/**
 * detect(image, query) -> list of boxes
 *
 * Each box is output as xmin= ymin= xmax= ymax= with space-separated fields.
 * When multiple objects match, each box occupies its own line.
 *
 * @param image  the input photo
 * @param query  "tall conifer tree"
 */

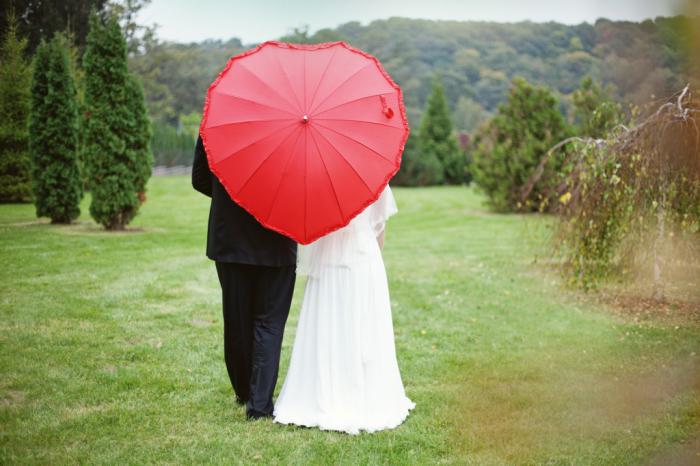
xmin=124 ymin=74 xmax=153 ymax=203
xmin=0 ymin=11 xmax=32 ymax=202
xmin=83 ymin=11 xmax=140 ymax=229
xmin=28 ymin=34 xmax=83 ymax=223
xmin=419 ymin=78 xmax=465 ymax=184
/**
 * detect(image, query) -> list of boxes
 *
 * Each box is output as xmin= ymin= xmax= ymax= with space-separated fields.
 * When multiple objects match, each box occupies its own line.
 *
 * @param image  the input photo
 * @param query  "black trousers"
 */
xmin=215 ymin=262 xmax=296 ymax=417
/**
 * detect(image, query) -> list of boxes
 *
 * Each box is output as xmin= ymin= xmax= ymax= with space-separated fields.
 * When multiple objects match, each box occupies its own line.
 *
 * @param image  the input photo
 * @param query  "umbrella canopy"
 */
xmin=200 ymin=40 xmax=409 ymax=244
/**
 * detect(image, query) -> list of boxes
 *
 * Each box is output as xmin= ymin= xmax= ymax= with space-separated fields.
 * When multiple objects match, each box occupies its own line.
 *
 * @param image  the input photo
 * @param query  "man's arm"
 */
xmin=192 ymin=135 xmax=213 ymax=197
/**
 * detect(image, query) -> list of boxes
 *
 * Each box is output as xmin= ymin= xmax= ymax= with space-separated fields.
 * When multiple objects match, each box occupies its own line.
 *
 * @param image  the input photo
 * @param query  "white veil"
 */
xmin=296 ymin=185 xmax=397 ymax=277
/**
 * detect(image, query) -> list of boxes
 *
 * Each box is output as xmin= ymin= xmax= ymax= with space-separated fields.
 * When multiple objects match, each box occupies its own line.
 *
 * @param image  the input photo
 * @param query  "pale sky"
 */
xmin=138 ymin=0 xmax=685 ymax=44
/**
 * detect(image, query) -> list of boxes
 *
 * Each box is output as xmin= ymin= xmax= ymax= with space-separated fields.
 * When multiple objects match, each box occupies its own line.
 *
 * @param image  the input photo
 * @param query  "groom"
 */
xmin=192 ymin=135 xmax=297 ymax=419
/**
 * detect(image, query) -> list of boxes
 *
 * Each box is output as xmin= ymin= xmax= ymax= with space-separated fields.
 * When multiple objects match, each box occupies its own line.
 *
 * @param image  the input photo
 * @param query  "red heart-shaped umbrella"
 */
xmin=200 ymin=41 xmax=409 ymax=244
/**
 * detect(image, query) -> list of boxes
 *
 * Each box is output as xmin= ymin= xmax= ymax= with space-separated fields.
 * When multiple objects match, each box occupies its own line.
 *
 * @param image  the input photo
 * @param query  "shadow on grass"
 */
xmin=6 ymin=219 xmax=166 ymax=235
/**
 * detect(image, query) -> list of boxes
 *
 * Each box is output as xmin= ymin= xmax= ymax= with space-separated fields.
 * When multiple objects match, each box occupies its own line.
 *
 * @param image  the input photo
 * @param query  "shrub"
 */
xmin=151 ymin=122 xmax=195 ymax=167
xmin=553 ymin=87 xmax=700 ymax=296
xmin=471 ymin=77 xmax=570 ymax=212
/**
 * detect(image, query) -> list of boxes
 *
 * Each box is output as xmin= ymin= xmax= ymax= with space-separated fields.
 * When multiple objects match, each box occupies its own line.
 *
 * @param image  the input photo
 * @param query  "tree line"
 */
xmin=391 ymin=72 xmax=625 ymax=190
xmin=126 ymin=15 xmax=698 ymax=167
xmin=6 ymin=3 xmax=694 ymax=169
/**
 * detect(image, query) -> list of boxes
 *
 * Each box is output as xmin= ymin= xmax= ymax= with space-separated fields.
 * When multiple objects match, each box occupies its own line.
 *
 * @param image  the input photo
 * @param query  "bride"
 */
xmin=273 ymin=185 xmax=414 ymax=434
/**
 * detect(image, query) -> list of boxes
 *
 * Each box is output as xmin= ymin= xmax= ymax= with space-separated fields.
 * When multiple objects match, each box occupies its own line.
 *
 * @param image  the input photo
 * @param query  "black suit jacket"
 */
xmin=192 ymin=136 xmax=297 ymax=266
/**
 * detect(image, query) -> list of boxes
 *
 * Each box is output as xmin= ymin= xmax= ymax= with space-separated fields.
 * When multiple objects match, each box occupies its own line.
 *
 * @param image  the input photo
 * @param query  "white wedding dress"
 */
xmin=273 ymin=186 xmax=414 ymax=434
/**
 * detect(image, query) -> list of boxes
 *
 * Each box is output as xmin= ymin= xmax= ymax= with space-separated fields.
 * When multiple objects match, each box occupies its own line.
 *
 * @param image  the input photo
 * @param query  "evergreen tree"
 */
xmin=124 ymin=73 xmax=153 ymax=202
xmin=28 ymin=35 xmax=83 ymax=223
xmin=83 ymin=11 xmax=140 ymax=229
xmin=60 ymin=30 xmax=90 ymax=189
xmin=0 ymin=0 xmax=109 ymax=54
xmin=151 ymin=122 xmax=196 ymax=166
xmin=472 ymin=77 xmax=570 ymax=212
xmin=392 ymin=132 xmax=418 ymax=186
xmin=393 ymin=132 xmax=444 ymax=186
xmin=0 ymin=11 xmax=32 ymax=202
xmin=419 ymin=78 xmax=465 ymax=185
xmin=572 ymin=77 xmax=624 ymax=138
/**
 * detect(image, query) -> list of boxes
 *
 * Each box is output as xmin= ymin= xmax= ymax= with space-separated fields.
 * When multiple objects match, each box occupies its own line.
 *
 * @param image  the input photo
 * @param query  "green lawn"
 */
xmin=1 ymin=177 xmax=699 ymax=465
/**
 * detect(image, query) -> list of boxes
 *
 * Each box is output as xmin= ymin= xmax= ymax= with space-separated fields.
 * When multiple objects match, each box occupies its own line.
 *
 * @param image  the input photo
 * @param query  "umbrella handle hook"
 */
xmin=380 ymin=95 xmax=394 ymax=119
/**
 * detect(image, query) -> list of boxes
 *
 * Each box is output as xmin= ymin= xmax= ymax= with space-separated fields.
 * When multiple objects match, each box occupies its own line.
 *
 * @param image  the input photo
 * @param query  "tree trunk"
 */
xmin=652 ymin=195 xmax=666 ymax=302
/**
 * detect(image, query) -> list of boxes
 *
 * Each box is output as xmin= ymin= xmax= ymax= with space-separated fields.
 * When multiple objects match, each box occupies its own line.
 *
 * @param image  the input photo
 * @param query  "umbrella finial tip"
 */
xmin=302 ymin=114 xmax=309 ymax=123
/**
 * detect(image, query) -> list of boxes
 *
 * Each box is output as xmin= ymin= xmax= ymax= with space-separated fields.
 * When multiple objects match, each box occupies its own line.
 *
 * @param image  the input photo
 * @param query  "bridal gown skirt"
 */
xmin=273 ymin=253 xmax=414 ymax=434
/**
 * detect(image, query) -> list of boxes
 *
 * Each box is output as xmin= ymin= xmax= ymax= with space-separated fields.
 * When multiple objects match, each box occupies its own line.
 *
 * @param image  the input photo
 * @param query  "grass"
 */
xmin=1 ymin=177 xmax=699 ymax=465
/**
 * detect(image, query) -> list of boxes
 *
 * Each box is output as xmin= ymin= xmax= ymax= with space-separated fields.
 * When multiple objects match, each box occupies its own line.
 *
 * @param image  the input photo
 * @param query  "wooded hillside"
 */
xmin=129 ymin=15 xmax=698 ymax=132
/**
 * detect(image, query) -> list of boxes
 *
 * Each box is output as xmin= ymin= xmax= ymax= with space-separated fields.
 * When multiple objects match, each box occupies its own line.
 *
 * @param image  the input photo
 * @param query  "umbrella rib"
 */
xmin=310 ymin=125 xmax=374 ymax=195
xmin=312 ymin=118 xmax=403 ymax=130
xmin=205 ymin=118 xmax=296 ymax=131
xmin=236 ymin=125 xmax=294 ymax=194
xmin=214 ymin=120 xmax=298 ymax=164
xmin=311 ymin=91 xmax=396 ymax=118
xmin=302 ymin=128 xmax=307 ymax=240
xmin=308 ymin=128 xmax=345 ymax=223
xmin=312 ymin=121 xmax=396 ymax=163
xmin=210 ymin=91 xmax=298 ymax=117
xmin=307 ymin=47 xmax=338 ymax=113
xmin=237 ymin=61 xmax=302 ymax=115
xmin=308 ymin=62 xmax=372 ymax=115
xmin=264 ymin=130 xmax=303 ymax=221
xmin=303 ymin=50 xmax=307 ymax=110
xmin=273 ymin=52 xmax=303 ymax=114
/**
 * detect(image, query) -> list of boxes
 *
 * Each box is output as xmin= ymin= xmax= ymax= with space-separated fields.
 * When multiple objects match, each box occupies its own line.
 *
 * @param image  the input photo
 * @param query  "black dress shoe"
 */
xmin=235 ymin=396 xmax=248 ymax=406
xmin=246 ymin=409 xmax=272 ymax=420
